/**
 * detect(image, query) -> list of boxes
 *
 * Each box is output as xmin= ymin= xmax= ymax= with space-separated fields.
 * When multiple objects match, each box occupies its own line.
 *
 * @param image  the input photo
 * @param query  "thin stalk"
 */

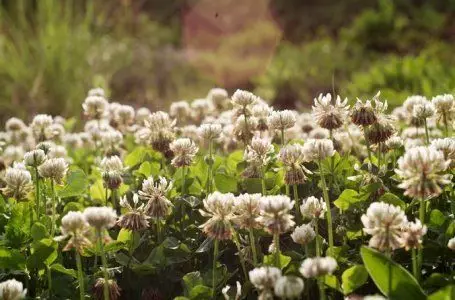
xmin=207 ymin=139 xmax=213 ymax=195
xmin=304 ymin=245 xmax=310 ymax=258
xmin=293 ymin=184 xmax=301 ymax=224
xmin=285 ymin=185 xmax=290 ymax=197
xmin=232 ymin=231 xmax=248 ymax=279
xmin=50 ymin=180 xmax=56 ymax=237
xmin=363 ymin=126 xmax=372 ymax=163
xmin=386 ymin=249 xmax=392 ymax=296
xmin=315 ymin=220 xmax=320 ymax=257
xmin=412 ymin=248 xmax=418 ymax=280
xmin=377 ymin=143 xmax=382 ymax=169
xmin=181 ymin=166 xmax=187 ymax=196
xmin=417 ymin=199 xmax=426 ymax=282
xmin=98 ymin=230 xmax=110 ymax=300
xmin=111 ymin=189 xmax=119 ymax=214
xmin=75 ymin=251 xmax=85 ymax=300
xmin=156 ymin=220 xmax=162 ymax=244
xmin=261 ymin=166 xmax=267 ymax=196
xmin=280 ymin=128 xmax=285 ymax=146
xmin=423 ymin=118 xmax=430 ymax=144
xmin=34 ymin=168 xmax=40 ymax=220
xmin=105 ymin=187 xmax=108 ymax=206
xmin=318 ymin=160 xmax=334 ymax=253
xmin=212 ymin=239 xmax=219 ymax=297
xmin=443 ymin=112 xmax=449 ymax=137
xmin=273 ymin=232 xmax=280 ymax=268
xmin=318 ymin=278 xmax=327 ymax=300
xmin=248 ymin=228 xmax=258 ymax=266
xmin=47 ymin=265 xmax=52 ymax=299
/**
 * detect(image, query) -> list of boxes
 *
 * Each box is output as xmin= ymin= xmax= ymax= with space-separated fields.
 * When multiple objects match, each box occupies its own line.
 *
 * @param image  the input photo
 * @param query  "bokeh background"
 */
xmin=1 ymin=0 xmax=455 ymax=123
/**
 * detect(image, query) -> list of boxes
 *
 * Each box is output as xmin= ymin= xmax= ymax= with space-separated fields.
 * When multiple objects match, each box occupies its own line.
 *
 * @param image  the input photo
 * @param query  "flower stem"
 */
xmin=280 ymin=129 xmax=285 ymax=146
xmin=293 ymin=184 xmax=301 ymax=224
xmin=34 ymin=168 xmax=40 ymax=221
xmin=314 ymin=220 xmax=320 ymax=257
xmin=249 ymin=228 xmax=258 ymax=266
xmin=207 ymin=140 xmax=213 ymax=195
xmin=386 ymin=250 xmax=393 ymax=296
xmin=50 ymin=179 xmax=56 ymax=237
xmin=412 ymin=248 xmax=418 ymax=280
xmin=443 ymin=112 xmax=449 ymax=137
xmin=232 ymin=231 xmax=248 ymax=279
xmin=212 ymin=239 xmax=219 ymax=297
xmin=273 ymin=232 xmax=280 ymax=268
xmin=111 ymin=188 xmax=119 ymax=214
xmin=363 ymin=126 xmax=372 ymax=163
xmin=47 ymin=265 xmax=52 ymax=299
xmin=318 ymin=160 xmax=334 ymax=253
xmin=181 ymin=166 xmax=187 ymax=196
xmin=417 ymin=199 xmax=426 ymax=282
xmin=318 ymin=278 xmax=327 ymax=300
xmin=98 ymin=230 xmax=110 ymax=300
xmin=156 ymin=220 xmax=162 ymax=244
xmin=261 ymin=166 xmax=267 ymax=196
xmin=424 ymin=118 xmax=430 ymax=144
xmin=75 ymin=251 xmax=85 ymax=300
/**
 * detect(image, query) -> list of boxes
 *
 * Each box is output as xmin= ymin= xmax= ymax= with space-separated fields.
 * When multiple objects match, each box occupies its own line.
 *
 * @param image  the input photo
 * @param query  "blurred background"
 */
xmin=1 ymin=0 xmax=455 ymax=123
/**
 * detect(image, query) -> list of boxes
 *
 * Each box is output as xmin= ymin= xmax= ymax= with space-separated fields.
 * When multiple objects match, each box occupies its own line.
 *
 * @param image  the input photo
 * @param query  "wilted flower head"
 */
xmin=38 ymin=157 xmax=68 ymax=184
xmin=273 ymin=276 xmax=304 ymax=300
xmin=351 ymin=98 xmax=377 ymax=126
xmin=233 ymin=193 xmax=262 ymax=229
xmin=367 ymin=115 xmax=395 ymax=144
xmin=279 ymin=144 xmax=311 ymax=185
xmin=56 ymin=211 xmax=91 ymax=252
xmin=312 ymin=93 xmax=349 ymax=130
xmin=139 ymin=176 xmax=173 ymax=219
xmin=249 ymin=266 xmax=282 ymax=295
xmin=395 ymin=146 xmax=451 ymax=199
xmin=170 ymin=138 xmax=199 ymax=167
xmin=117 ymin=194 xmax=150 ymax=231
xmin=300 ymin=196 xmax=326 ymax=220
xmin=83 ymin=95 xmax=109 ymax=120
xmin=432 ymin=94 xmax=455 ymax=122
xmin=291 ymin=224 xmax=316 ymax=246
xmin=401 ymin=219 xmax=427 ymax=250
xmin=0 ymin=279 xmax=26 ymax=300
xmin=231 ymin=89 xmax=259 ymax=108
xmin=93 ymin=278 xmax=121 ymax=300
xmin=198 ymin=123 xmax=222 ymax=141
xmin=267 ymin=110 xmax=297 ymax=131
xmin=302 ymin=138 xmax=335 ymax=161
xmin=23 ymin=149 xmax=46 ymax=167
xmin=257 ymin=195 xmax=295 ymax=235
xmin=83 ymin=206 xmax=117 ymax=230
xmin=299 ymin=256 xmax=337 ymax=278
xmin=199 ymin=192 xmax=235 ymax=240
xmin=2 ymin=163 xmax=32 ymax=200
xmin=361 ymin=202 xmax=407 ymax=251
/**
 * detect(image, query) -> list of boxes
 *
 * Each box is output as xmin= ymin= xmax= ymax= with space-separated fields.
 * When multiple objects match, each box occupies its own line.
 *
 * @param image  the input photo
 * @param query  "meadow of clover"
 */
xmin=0 ymin=87 xmax=453 ymax=300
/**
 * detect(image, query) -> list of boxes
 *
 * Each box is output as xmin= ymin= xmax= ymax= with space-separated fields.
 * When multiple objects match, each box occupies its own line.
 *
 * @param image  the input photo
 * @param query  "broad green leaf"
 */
xmin=50 ymin=263 xmax=77 ymax=278
xmin=57 ymin=168 xmax=88 ymax=198
xmin=379 ymin=193 xmax=406 ymax=210
xmin=90 ymin=179 xmax=108 ymax=203
xmin=31 ymin=222 xmax=48 ymax=241
xmin=324 ymin=274 xmax=341 ymax=292
xmin=104 ymin=241 xmax=126 ymax=253
xmin=342 ymin=265 xmax=369 ymax=294
xmin=62 ymin=202 xmax=84 ymax=215
xmin=428 ymin=285 xmax=455 ymax=300
xmin=214 ymin=173 xmax=238 ymax=193
xmin=263 ymin=253 xmax=292 ymax=270
xmin=183 ymin=271 xmax=204 ymax=294
xmin=27 ymin=238 xmax=58 ymax=269
xmin=189 ymin=285 xmax=212 ymax=299
xmin=0 ymin=247 xmax=26 ymax=270
xmin=243 ymin=178 xmax=262 ymax=194
xmin=360 ymin=246 xmax=426 ymax=299
xmin=5 ymin=202 xmax=32 ymax=248
xmin=333 ymin=189 xmax=359 ymax=210
xmin=125 ymin=146 xmax=149 ymax=167
xmin=429 ymin=209 xmax=446 ymax=229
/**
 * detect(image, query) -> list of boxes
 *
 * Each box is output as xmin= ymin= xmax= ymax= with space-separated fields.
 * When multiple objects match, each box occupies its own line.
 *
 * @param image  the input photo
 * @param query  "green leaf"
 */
xmin=0 ymin=247 xmax=26 ymax=270
xmin=214 ymin=173 xmax=238 ymax=193
xmin=429 ymin=209 xmax=446 ymax=229
xmin=263 ymin=253 xmax=292 ymax=270
xmin=125 ymin=146 xmax=149 ymax=167
xmin=5 ymin=202 xmax=32 ymax=248
xmin=379 ymin=193 xmax=406 ymax=210
xmin=62 ymin=202 xmax=84 ymax=216
xmin=243 ymin=178 xmax=262 ymax=194
xmin=342 ymin=265 xmax=369 ymax=294
xmin=90 ymin=179 xmax=108 ymax=202
xmin=189 ymin=285 xmax=212 ymax=299
xmin=27 ymin=238 xmax=58 ymax=269
xmin=183 ymin=271 xmax=204 ymax=295
xmin=104 ymin=241 xmax=126 ymax=253
xmin=333 ymin=189 xmax=360 ymax=210
xmin=324 ymin=274 xmax=341 ymax=292
xmin=360 ymin=246 xmax=426 ymax=299
xmin=428 ymin=285 xmax=455 ymax=300
xmin=31 ymin=222 xmax=48 ymax=241
xmin=50 ymin=263 xmax=77 ymax=278
xmin=57 ymin=168 xmax=88 ymax=198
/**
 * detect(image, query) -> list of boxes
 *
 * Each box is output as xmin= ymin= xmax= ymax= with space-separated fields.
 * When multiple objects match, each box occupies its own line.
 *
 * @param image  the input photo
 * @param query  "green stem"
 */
xmin=273 ymin=232 xmax=280 ymax=268
xmin=318 ymin=160 xmax=334 ymax=253
xmin=386 ymin=250 xmax=392 ymax=296
xmin=47 ymin=265 xmax=52 ymax=299
xmin=363 ymin=126 xmax=372 ymax=164
xmin=377 ymin=143 xmax=382 ymax=169
xmin=417 ymin=199 xmax=426 ymax=282
xmin=212 ymin=239 xmax=219 ymax=297
xmin=293 ymin=184 xmax=301 ymax=224
xmin=50 ymin=180 xmax=56 ymax=237
xmin=105 ymin=187 xmax=108 ymax=206
xmin=111 ymin=189 xmax=119 ymax=214
xmin=181 ymin=166 xmax=187 ymax=196
xmin=249 ymin=228 xmax=258 ymax=266
xmin=412 ymin=248 xmax=418 ymax=280
xmin=304 ymin=244 xmax=310 ymax=258
xmin=34 ymin=168 xmax=40 ymax=221
xmin=315 ymin=220 xmax=320 ymax=257
xmin=76 ymin=251 xmax=85 ymax=300
xmin=232 ymin=231 xmax=248 ymax=279
xmin=156 ymin=220 xmax=162 ymax=244
xmin=280 ymin=128 xmax=285 ymax=146
xmin=443 ymin=112 xmax=449 ymax=137
xmin=98 ymin=230 xmax=110 ymax=300
xmin=318 ymin=278 xmax=327 ymax=300
xmin=285 ymin=185 xmax=290 ymax=198
xmin=424 ymin=118 xmax=430 ymax=145
xmin=261 ymin=166 xmax=267 ymax=196
xmin=207 ymin=139 xmax=213 ymax=195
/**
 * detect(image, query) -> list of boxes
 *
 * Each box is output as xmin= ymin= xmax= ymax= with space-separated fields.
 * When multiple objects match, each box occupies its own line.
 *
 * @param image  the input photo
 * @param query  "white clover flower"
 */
xmin=278 ymin=144 xmax=311 ymax=185
xmin=385 ymin=135 xmax=403 ymax=150
xmin=3 ymin=145 xmax=24 ymax=166
xmin=23 ymin=149 xmax=46 ymax=167
xmin=401 ymin=219 xmax=427 ymax=250
xmin=231 ymin=89 xmax=259 ymax=108
xmin=208 ymin=88 xmax=229 ymax=109
xmin=403 ymin=95 xmax=428 ymax=116
xmin=63 ymin=133 xmax=83 ymax=149
xmin=309 ymin=127 xmax=330 ymax=139
xmin=244 ymin=136 xmax=274 ymax=167
xmin=361 ymin=202 xmax=407 ymax=251
xmin=257 ymin=195 xmax=295 ymax=235
xmin=48 ymin=145 xmax=68 ymax=159
xmin=300 ymin=196 xmax=326 ymax=220
xmin=170 ymin=101 xmax=191 ymax=121
xmin=83 ymin=95 xmax=109 ymax=120
xmin=273 ymin=276 xmax=304 ymax=300
xmin=0 ymin=279 xmax=26 ymax=300
xmin=38 ymin=157 xmax=68 ymax=184
xmin=249 ymin=266 xmax=282 ymax=292
xmin=431 ymin=138 xmax=455 ymax=164
xmin=199 ymin=192 xmax=235 ymax=240
xmin=267 ymin=110 xmax=297 ymax=131
xmin=135 ymin=107 xmax=151 ymax=125
xmin=117 ymin=194 xmax=150 ymax=231
xmin=100 ymin=155 xmax=124 ymax=173
xmin=233 ymin=193 xmax=262 ymax=229
xmin=191 ymin=98 xmax=215 ymax=121
xmin=88 ymin=87 xmax=106 ymax=97
xmin=2 ymin=163 xmax=32 ymax=200
xmin=302 ymin=138 xmax=335 ymax=161
xmin=233 ymin=115 xmax=258 ymax=142
xmin=291 ymin=224 xmax=316 ymax=246
xmin=30 ymin=114 xmax=53 ymax=140
xmin=100 ymin=130 xmax=123 ymax=152
xmin=312 ymin=93 xmax=349 ymax=130
xmin=114 ymin=104 xmax=135 ymax=129
xmin=44 ymin=123 xmax=65 ymax=141
xmin=56 ymin=211 xmax=91 ymax=252
xmin=412 ymin=101 xmax=435 ymax=120
xmin=139 ymin=176 xmax=173 ymax=219
xmin=222 ymin=281 xmax=241 ymax=300
xmin=5 ymin=118 xmax=26 ymax=132
xmin=395 ymin=146 xmax=451 ymax=199
xmin=364 ymin=295 xmax=387 ymax=300
xmin=299 ymin=256 xmax=337 ymax=278
xmin=170 ymin=138 xmax=199 ymax=168
xmin=198 ymin=123 xmax=222 ymax=141
xmin=448 ymin=237 xmax=455 ymax=250
xmin=83 ymin=206 xmax=117 ymax=230
xmin=432 ymin=94 xmax=455 ymax=122
xmin=252 ymin=103 xmax=272 ymax=131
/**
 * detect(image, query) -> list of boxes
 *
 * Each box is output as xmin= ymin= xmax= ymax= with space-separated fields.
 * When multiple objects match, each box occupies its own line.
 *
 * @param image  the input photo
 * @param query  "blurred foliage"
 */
xmin=1 ymin=0 xmax=455 ymax=120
